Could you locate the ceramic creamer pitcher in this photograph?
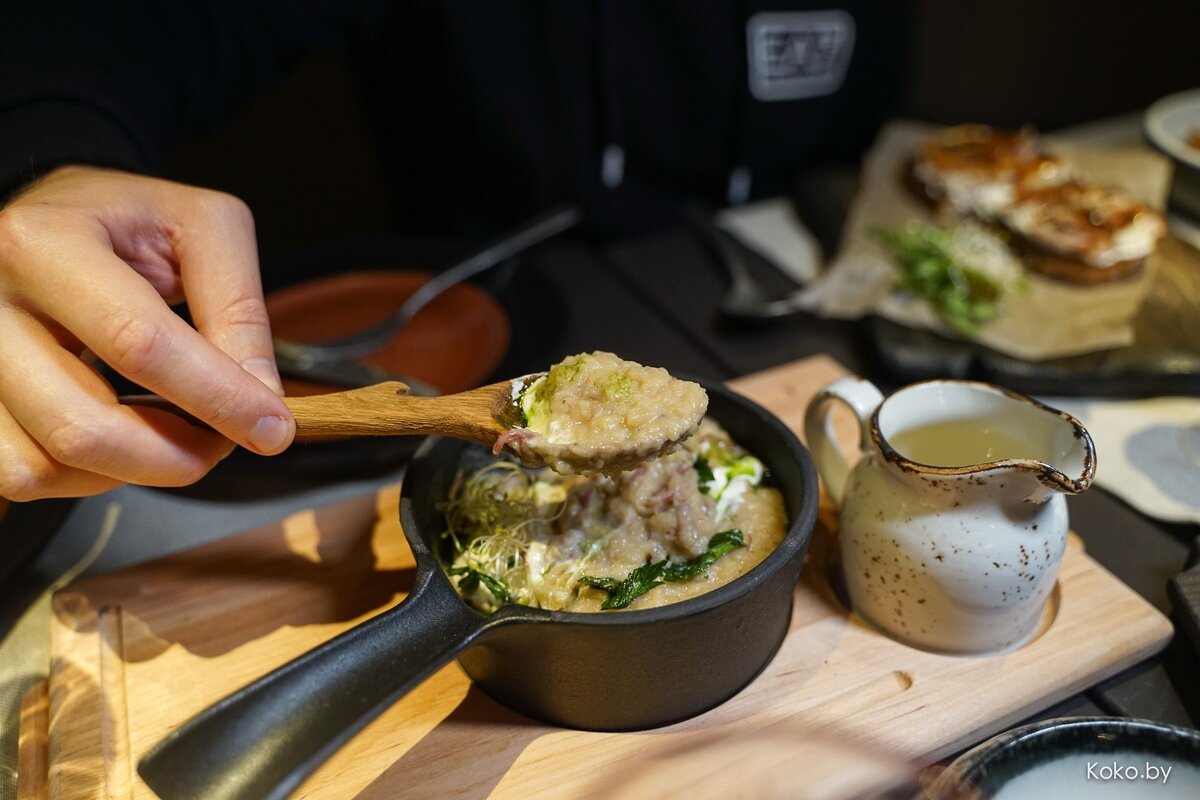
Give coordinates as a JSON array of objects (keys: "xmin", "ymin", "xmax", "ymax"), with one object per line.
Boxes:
[{"xmin": 804, "ymin": 378, "xmax": 1096, "ymax": 654}]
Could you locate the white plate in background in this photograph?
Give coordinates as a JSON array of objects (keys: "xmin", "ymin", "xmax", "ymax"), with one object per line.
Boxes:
[{"xmin": 1145, "ymin": 88, "xmax": 1200, "ymax": 170}]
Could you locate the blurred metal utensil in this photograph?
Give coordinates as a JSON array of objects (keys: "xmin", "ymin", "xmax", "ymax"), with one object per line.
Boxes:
[
  {"xmin": 269, "ymin": 347, "xmax": 440, "ymax": 396},
  {"xmin": 686, "ymin": 206, "xmax": 805, "ymax": 321},
  {"xmin": 271, "ymin": 205, "xmax": 582, "ymax": 385}
]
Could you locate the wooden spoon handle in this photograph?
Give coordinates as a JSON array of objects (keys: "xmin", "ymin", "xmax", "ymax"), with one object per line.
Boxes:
[
  {"xmin": 283, "ymin": 381, "xmax": 414, "ymax": 437},
  {"xmin": 284, "ymin": 381, "xmax": 509, "ymax": 444},
  {"xmin": 118, "ymin": 384, "xmax": 416, "ymax": 436},
  {"xmin": 120, "ymin": 381, "xmax": 510, "ymax": 445}
]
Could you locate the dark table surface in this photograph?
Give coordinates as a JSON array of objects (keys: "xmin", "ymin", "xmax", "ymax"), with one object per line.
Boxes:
[{"xmin": 0, "ymin": 222, "xmax": 1197, "ymax": 794}]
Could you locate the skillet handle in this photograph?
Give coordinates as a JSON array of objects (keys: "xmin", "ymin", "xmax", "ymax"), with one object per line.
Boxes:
[{"xmin": 137, "ymin": 566, "xmax": 484, "ymax": 800}]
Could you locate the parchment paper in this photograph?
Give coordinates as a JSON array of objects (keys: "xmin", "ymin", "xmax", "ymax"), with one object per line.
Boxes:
[{"xmin": 799, "ymin": 121, "xmax": 1173, "ymax": 361}]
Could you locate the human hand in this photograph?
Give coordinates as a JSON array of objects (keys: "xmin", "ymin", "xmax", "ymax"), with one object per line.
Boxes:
[{"xmin": 0, "ymin": 166, "xmax": 294, "ymax": 500}]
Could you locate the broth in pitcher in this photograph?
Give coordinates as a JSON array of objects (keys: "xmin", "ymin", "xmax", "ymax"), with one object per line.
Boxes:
[{"xmin": 887, "ymin": 418, "xmax": 1032, "ymax": 468}]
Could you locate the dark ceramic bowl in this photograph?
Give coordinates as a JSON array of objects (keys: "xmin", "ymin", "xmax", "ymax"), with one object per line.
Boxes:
[
  {"xmin": 926, "ymin": 716, "xmax": 1200, "ymax": 799},
  {"xmin": 139, "ymin": 378, "xmax": 820, "ymax": 800}
]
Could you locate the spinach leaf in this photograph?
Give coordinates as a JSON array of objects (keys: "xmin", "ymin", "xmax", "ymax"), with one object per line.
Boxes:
[
  {"xmin": 581, "ymin": 561, "xmax": 667, "ymax": 609},
  {"xmin": 661, "ymin": 530, "xmax": 746, "ymax": 581},
  {"xmin": 693, "ymin": 455, "xmax": 715, "ymax": 492},
  {"xmin": 448, "ymin": 566, "xmax": 513, "ymax": 604},
  {"xmin": 579, "ymin": 529, "xmax": 746, "ymax": 610},
  {"xmin": 577, "ymin": 576, "xmax": 622, "ymax": 593}
]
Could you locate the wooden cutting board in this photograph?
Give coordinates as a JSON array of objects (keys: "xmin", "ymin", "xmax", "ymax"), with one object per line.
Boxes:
[{"xmin": 18, "ymin": 355, "xmax": 1173, "ymax": 800}]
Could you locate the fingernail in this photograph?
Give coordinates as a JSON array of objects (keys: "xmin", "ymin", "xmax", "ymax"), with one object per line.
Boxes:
[
  {"xmin": 242, "ymin": 358, "xmax": 284, "ymax": 396},
  {"xmin": 248, "ymin": 415, "xmax": 293, "ymax": 454}
]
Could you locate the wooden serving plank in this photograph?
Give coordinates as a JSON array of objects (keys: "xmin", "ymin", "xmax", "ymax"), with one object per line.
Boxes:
[{"xmin": 22, "ymin": 355, "xmax": 1173, "ymax": 799}]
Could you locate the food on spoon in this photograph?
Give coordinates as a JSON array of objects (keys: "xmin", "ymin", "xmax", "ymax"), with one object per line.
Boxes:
[
  {"xmin": 496, "ymin": 351, "xmax": 708, "ymax": 474},
  {"xmin": 872, "ymin": 221, "xmax": 1026, "ymax": 336},
  {"xmin": 907, "ymin": 124, "xmax": 1166, "ymax": 286},
  {"xmin": 443, "ymin": 418, "xmax": 785, "ymax": 613}
]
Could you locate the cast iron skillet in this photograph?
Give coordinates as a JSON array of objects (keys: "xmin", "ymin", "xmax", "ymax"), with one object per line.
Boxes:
[{"xmin": 137, "ymin": 380, "xmax": 819, "ymax": 800}]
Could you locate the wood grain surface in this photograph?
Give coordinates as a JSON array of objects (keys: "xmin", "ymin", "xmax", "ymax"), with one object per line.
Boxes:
[
  {"xmin": 284, "ymin": 379, "xmax": 513, "ymax": 441},
  {"xmin": 20, "ymin": 355, "xmax": 1174, "ymax": 799},
  {"xmin": 126, "ymin": 380, "xmax": 519, "ymax": 443},
  {"xmin": 16, "ymin": 681, "xmax": 47, "ymax": 800}
]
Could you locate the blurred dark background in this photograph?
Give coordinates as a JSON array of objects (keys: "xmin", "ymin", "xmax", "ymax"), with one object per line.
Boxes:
[{"xmin": 166, "ymin": 0, "xmax": 1200, "ymax": 256}]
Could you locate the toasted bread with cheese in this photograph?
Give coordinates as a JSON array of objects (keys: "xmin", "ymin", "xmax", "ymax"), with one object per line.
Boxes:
[{"xmin": 909, "ymin": 125, "xmax": 1165, "ymax": 285}]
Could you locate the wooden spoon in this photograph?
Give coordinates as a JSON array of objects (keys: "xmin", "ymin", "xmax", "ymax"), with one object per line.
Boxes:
[
  {"xmin": 121, "ymin": 377, "xmax": 534, "ymax": 449},
  {"xmin": 123, "ymin": 366, "xmax": 706, "ymax": 473}
]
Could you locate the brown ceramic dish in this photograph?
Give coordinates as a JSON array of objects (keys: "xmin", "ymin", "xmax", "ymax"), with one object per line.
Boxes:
[{"xmin": 265, "ymin": 270, "xmax": 510, "ymax": 396}]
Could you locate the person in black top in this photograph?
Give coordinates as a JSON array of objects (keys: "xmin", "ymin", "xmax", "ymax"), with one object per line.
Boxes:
[{"xmin": 0, "ymin": 1, "xmax": 908, "ymax": 500}]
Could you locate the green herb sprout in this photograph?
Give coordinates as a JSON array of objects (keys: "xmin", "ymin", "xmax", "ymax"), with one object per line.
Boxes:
[{"xmin": 872, "ymin": 222, "xmax": 1025, "ymax": 337}]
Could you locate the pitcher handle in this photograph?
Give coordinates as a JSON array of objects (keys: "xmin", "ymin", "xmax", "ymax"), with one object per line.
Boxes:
[{"xmin": 803, "ymin": 377, "xmax": 884, "ymax": 509}]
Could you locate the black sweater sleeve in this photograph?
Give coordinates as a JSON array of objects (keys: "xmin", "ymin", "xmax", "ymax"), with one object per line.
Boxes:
[{"xmin": 0, "ymin": 0, "xmax": 382, "ymax": 198}]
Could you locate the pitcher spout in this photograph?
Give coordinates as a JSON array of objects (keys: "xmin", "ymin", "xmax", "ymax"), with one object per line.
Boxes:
[
  {"xmin": 1020, "ymin": 407, "xmax": 1096, "ymax": 502},
  {"xmin": 870, "ymin": 380, "xmax": 1096, "ymax": 505}
]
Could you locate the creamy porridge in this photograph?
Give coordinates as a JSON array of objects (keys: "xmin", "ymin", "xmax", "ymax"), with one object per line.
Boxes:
[
  {"xmin": 444, "ymin": 418, "xmax": 786, "ymax": 613},
  {"xmin": 495, "ymin": 351, "xmax": 708, "ymax": 474}
]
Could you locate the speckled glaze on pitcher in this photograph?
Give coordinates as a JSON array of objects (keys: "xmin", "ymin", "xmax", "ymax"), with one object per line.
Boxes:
[{"xmin": 804, "ymin": 378, "xmax": 1096, "ymax": 654}]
